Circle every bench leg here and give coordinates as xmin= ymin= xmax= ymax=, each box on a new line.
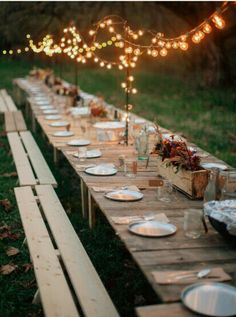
xmin=32 ymin=289 xmax=41 ymax=305
xmin=53 ymin=148 xmax=58 ymax=164
xmin=81 ymin=178 xmax=88 ymax=218
xmin=88 ymin=191 xmax=96 ymax=228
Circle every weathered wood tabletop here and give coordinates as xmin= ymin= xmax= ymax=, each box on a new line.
xmin=14 ymin=77 xmax=236 ymax=316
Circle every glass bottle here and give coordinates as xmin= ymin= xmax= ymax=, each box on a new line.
xmin=204 ymin=168 xmax=219 ymax=203
xmin=135 ymin=125 xmax=149 ymax=160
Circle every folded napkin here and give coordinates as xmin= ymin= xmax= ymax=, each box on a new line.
xmin=111 ymin=213 xmax=169 ymax=225
xmin=92 ymin=185 xmax=139 ymax=193
xmin=152 ymin=267 xmax=231 ymax=285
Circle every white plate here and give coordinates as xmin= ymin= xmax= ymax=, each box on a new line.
xmin=93 ymin=121 xmax=125 ymax=129
xmin=73 ymin=149 xmax=102 ymax=159
xmin=43 ymin=109 xmax=59 ymax=114
xmin=105 ymin=189 xmax=143 ymax=202
xmin=85 ymin=165 xmax=117 ymax=176
xmin=201 ymin=162 xmax=228 ymax=171
xmin=49 ymin=121 xmax=70 ymax=127
xmin=70 ymin=107 xmax=90 ymax=116
xmin=52 ymin=131 xmax=74 ymax=137
xmin=67 ymin=139 xmax=91 ymax=146
xmin=181 ymin=282 xmax=236 ymax=316
xmin=39 ymin=105 xmax=54 ymax=110
xmin=45 ymin=115 xmax=62 ymax=120
xmin=129 ymin=220 xmax=177 ymax=237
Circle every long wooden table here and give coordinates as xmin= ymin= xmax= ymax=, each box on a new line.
xmin=14 ymin=77 xmax=236 ymax=316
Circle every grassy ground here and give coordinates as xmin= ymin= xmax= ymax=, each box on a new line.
xmin=0 ymin=56 xmax=235 ymax=316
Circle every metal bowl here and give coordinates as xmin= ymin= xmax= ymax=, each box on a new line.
xmin=208 ymin=215 xmax=236 ymax=242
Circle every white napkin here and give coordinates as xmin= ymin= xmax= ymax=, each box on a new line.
xmin=111 ymin=213 xmax=169 ymax=225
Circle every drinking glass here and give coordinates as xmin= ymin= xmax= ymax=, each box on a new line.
xmin=156 ymin=180 xmax=173 ymax=202
xmin=183 ymin=209 xmax=204 ymax=239
xmin=78 ymin=147 xmax=87 ymax=161
xmin=221 ymin=171 xmax=236 ymax=200
xmin=124 ymin=159 xmax=137 ymax=177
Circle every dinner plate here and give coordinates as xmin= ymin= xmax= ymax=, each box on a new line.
xmin=67 ymin=139 xmax=91 ymax=146
xmin=43 ymin=109 xmax=59 ymax=114
xmin=70 ymin=107 xmax=90 ymax=116
xmin=45 ymin=115 xmax=62 ymax=120
xmin=181 ymin=282 xmax=236 ymax=316
xmin=105 ymin=189 xmax=143 ymax=202
xmin=52 ymin=131 xmax=74 ymax=137
xmin=39 ymin=105 xmax=54 ymax=110
xmin=93 ymin=121 xmax=125 ymax=129
xmin=85 ymin=165 xmax=117 ymax=176
xmin=49 ymin=121 xmax=70 ymax=127
xmin=128 ymin=220 xmax=177 ymax=237
xmin=201 ymin=162 xmax=228 ymax=171
xmin=73 ymin=149 xmax=101 ymax=159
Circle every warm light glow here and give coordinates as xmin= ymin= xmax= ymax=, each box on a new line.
xmin=203 ymin=23 xmax=212 ymax=34
xmin=118 ymin=65 xmax=123 ymax=70
xmin=100 ymin=61 xmax=105 ymax=67
xmin=132 ymin=88 xmax=137 ymax=94
xmin=128 ymin=76 xmax=134 ymax=82
xmin=152 ymin=38 xmax=157 ymax=44
xmin=165 ymin=42 xmax=171 ymax=49
xmin=121 ymin=82 xmax=126 ymax=88
xmin=100 ymin=23 xmax=105 ymax=28
xmin=212 ymin=14 xmax=225 ymax=29
xmin=179 ymin=42 xmax=188 ymax=51
xmin=2 ymin=50 xmax=6 ymax=54
xmin=134 ymin=48 xmax=140 ymax=56
xmin=160 ymin=48 xmax=167 ymax=56
xmin=17 ymin=49 xmax=21 ymax=53
xmin=109 ymin=26 xmax=114 ymax=33
xmin=138 ymin=30 xmax=143 ymax=36
xmin=9 ymin=50 xmax=13 ymax=55
xmin=107 ymin=64 xmax=112 ymax=69
xmin=89 ymin=30 xmax=95 ymax=36
xmin=94 ymin=57 xmax=99 ymax=62
xmin=125 ymin=47 xmax=133 ymax=54
xmin=151 ymin=49 xmax=158 ymax=57
xmin=26 ymin=34 xmax=31 ymax=39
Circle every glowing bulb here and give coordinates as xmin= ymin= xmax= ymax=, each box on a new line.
xmin=107 ymin=40 xmax=112 ymax=45
xmin=172 ymin=42 xmax=178 ymax=49
xmin=151 ymin=49 xmax=158 ymax=57
xmin=118 ymin=65 xmax=123 ymax=70
xmin=130 ymin=62 xmax=136 ymax=68
xmin=119 ymin=42 xmax=124 ymax=48
xmin=77 ymin=57 xmax=81 ymax=62
xmin=102 ymin=42 xmax=107 ymax=47
xmin=82 ymin=59 xmax=86 ymax=64
xmin=134 ymin=48 xmax=140 ymax=56
xmin=17 ymin=49 xmax=21 ymax=54
xmin=116 ymin=34 xmax=122 ymax=40
xmin=152 ymin=38 xmax=157 ymax=44
xmin=100 ymin=61 xmax=105 ymax=67
xmin=165 ymin=42 xmax=171 ymax=49
xmin=147 ymin=49 xmax=152 ymax=55
xmin=25 ymin=47 xmax=29 ymax=52
xmin=180 ymin=35 xmax=187 ymax=41
xmin=9 ymin=50 xmax=13 ymax=55
xmin=98 ymin=45 xmax=102 ymax=49
xmin=64 ymin=28 xmax=68 ymax=33
xmin=100 ymin=23 xmax=105 ymax=28
xmin=158 ymin=40 xmax=165 ymax=47
xmin=111 ymin=36 xmax=116 ymax=42
xmin=119 ymin=55 xmax=125 ymax=61
xmin=125 ymin=47 xmax=133 ymax=54
xmin=2 ymin=50 xmax=6 ymax=54
xmin=133 ymin=56 xmax=138 ymax=62
xmin=121 ymin=82 xmax=126 ymax=88
xmin=107 ymin=19 xmax=112 ymax=25
xmin=203 ymin=23 xmax=212 ymax=34
xmin=86 ymin=52 xmax=92 ymax=58
xmin=179 ymin=42 xmax=188 ymax=51
xmin=89 ymin=30 xmax=95 ymax=36
xmin=79 ymin=48 xmax=83 ymax=53
xmin=94 ymin=57 xmax=99 ymax=62
xmin=128 ymin=76 xmax=134 ymax=82
xmin=132 ymin=88 xmax=137 ymax=94
xmin=109 ymin=27 xmax=114 ymax=33
xmin=91 ymin=46 xmax=96 ymax=51
xmin=212 ymin=14 xmax=225 ymax=29
xmin=107 ymin=64 xmax=112 ymax=69
xmin=160 ymin=48 xmax=168 ymax=56
xmin=61 ymin=37 xmax=65 ymax=42
xmin=133 ymin=34 xmax=138 ymax=40
xmin=26 ymin=34 xmax=31 ymax=39
xmin=138 ymin=30 xmax=143 ymax=36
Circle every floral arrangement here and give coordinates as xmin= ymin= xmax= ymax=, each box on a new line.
xmin=89 ymin=99 xmax=108 ymax=118
xmin=151 ymin=126 xmax=201 ymax=172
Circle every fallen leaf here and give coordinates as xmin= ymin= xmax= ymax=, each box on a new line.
xmin=19 ymin=278 xmax=36 ymax=289
xmin=0 ymin=224 xmax=11 ymax=231
xmin=22 ymin=263 xmax=33 ymax=273
xmin=0 ymin=172 xmax=17 ymax=178
xmin=6 ymin=246 xmax=20 ymax=257
xmin=0 ymin=231 xmax=20 ymax=241
xmin=0 ymin=232 xmax=10 ymax=240
xmin=0 ymin=264 xmax=18 ymax=275
xmin=0 ymin=199 xmax=12 ymax=212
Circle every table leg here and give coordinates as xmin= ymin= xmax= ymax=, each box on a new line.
xmin=88 ymin=191 xmax=96 ymax=228
xmin=80 ymin=178 xmax=88 ymax=218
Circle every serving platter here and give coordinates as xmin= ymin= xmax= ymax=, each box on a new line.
xmin=181 ymin=282 xmax=236 ymax=316
xmin=128 ymin=220 xmax=177 ymax=237
xmin=105 ymin=189 xmax=143 ymax=202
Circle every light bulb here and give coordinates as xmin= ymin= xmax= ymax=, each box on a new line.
xmin=165 ymin=42 xmax=171 ymax=49
xmin=25 ymin=47 xmax=29 ymax=52
xmin=203 ymin=23 xmax=212 ymax=34
xmin=17 ymin=49 xmax=21 ymax=53
xmin=133 ymin=34 xmax=138 ymax=40
xmin=86 ymin=52 xmax=92 ymax=58
xmin=179 ymin=42 xmax=188 ymax=51
xmin=109 ymin=27 xmax=114 ymax=33
xmin=107 ymin=40 xmax=112 ymax=45
xmin=116 ymin=34 xmax=122 ymax=40
xmin=26 ymin=34 xmax=31 ymax=39
xmin=100 ymin=23 xmax=105 ymax=28
xmin=3 ymin=50 xmax=7 ymax=54
xmin=160 ymin=48 xmax=167 ymax=56
xmin=138 ymin=30 xmax=143 ymax=36
xmin=107 ymin=64 xmax=112 ymax=69
xmin=125 ymin=47 xmax=133 ymax=54
xmin=212 ymin=14 xmax=225 ymax=29
xmin=128 ymin=76 xmax=134 ymax=82
xmin=121 ymin=82 xmax=126 ymax=88
xmin=151 ymin=49 xmax=158 ymax=57
xmin=147 ymin=49 xmax=152 ymax=55
xmin=134 ymin=48 xmax=140 ymax=56
xmin=152 ymin=38 xmax=157 ymax=44
xmin=118 ymin=65 xmax=123 ymax=70
xmin=119 ymin=42 xmax=124 ymax=48
xmin=100 ymin=61 xmax=105 ymax=67
xmin=132 ymin=88 xmax=137 ymax=94
xmin=94 ymin=57 xmax=99 ymax=62
xmin=89 ymin=30 xmax=95 ymax=36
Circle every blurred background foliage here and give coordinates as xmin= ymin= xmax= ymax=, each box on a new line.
xmin=0 ymin=1 xmax=236 ymax=87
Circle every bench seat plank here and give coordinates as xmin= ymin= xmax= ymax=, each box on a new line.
xmin=14 ymin=186 xmax=80 ymax=317
xmin=14 ymin=110 xmax=27 ymax=131
xmin=4 ymin=95 xmax=17 ymax=111
xmin=0 ymin=95 xmax=7 ymax=112
xmin=5 ymin=112 xmax=16 ymax=132
xmin=35 ymin=184 xmax=119 ymax=317
xmin=20 ymin=131 xmax=57 ymax=187
xmin=7 ymin=132 xmax=37 ymax=186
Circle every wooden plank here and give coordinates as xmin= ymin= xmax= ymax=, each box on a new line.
xmin=4 ymin=95 xmax=17 ymax=111
xmin=7 ymin=132 xmax=37 ymax=186
xmin=20 ymin=131 xmax=57 ymax=186
xmin=14 ymin=186 xmax=80 ymax=317
xmin=4 ymin=112 xmax=16 ymax=132
xmin=14 ymin=111 xmax=27 ymax=131
xmin=136 ymin=303 xmax=201 ymax=317
xmin=0 ymin=95 xmax=7 ymax=112
xmin=35 ymin=185 xmax=119 ymax=317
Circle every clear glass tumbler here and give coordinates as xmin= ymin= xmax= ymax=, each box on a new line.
xmin=124 ymin=159 xmax=137 ymax=177
xmin=183 ymin=209 xmax=204 ymax=239
xmin=78 ymin=147 xmax=87 ymax=162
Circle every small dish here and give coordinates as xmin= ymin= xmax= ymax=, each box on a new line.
xmin=128 ymin=220 xmax=177 ymax=237
xmin=67 ymin=139 xmax=90 ymax=146
xmin=43 ymin=109 xmax=59 ymax=114
xmin=49 ymin=121 xmax=70 ymax=127
xmin=45 ymin=115 xmax=62 ymax=120
xmin=105 ymin=189 xmax=143 ymax=202
xmin=85 ymin=165 xmax=117 ymax=176
xmin=52 ymin=131 xmax=74 ymax=137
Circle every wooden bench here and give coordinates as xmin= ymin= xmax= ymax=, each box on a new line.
xmin=136 ymin=303 xmax=200 ymax=317
xmin=14 ymin=185 xmax=119 ymax=317
xmin=7 ymin=131 xmax=57 ymax=187
xmin=0 ymin=89 xmax=17 ymax=112
xmin=4 ymin=111 xmax=27 ymax=132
